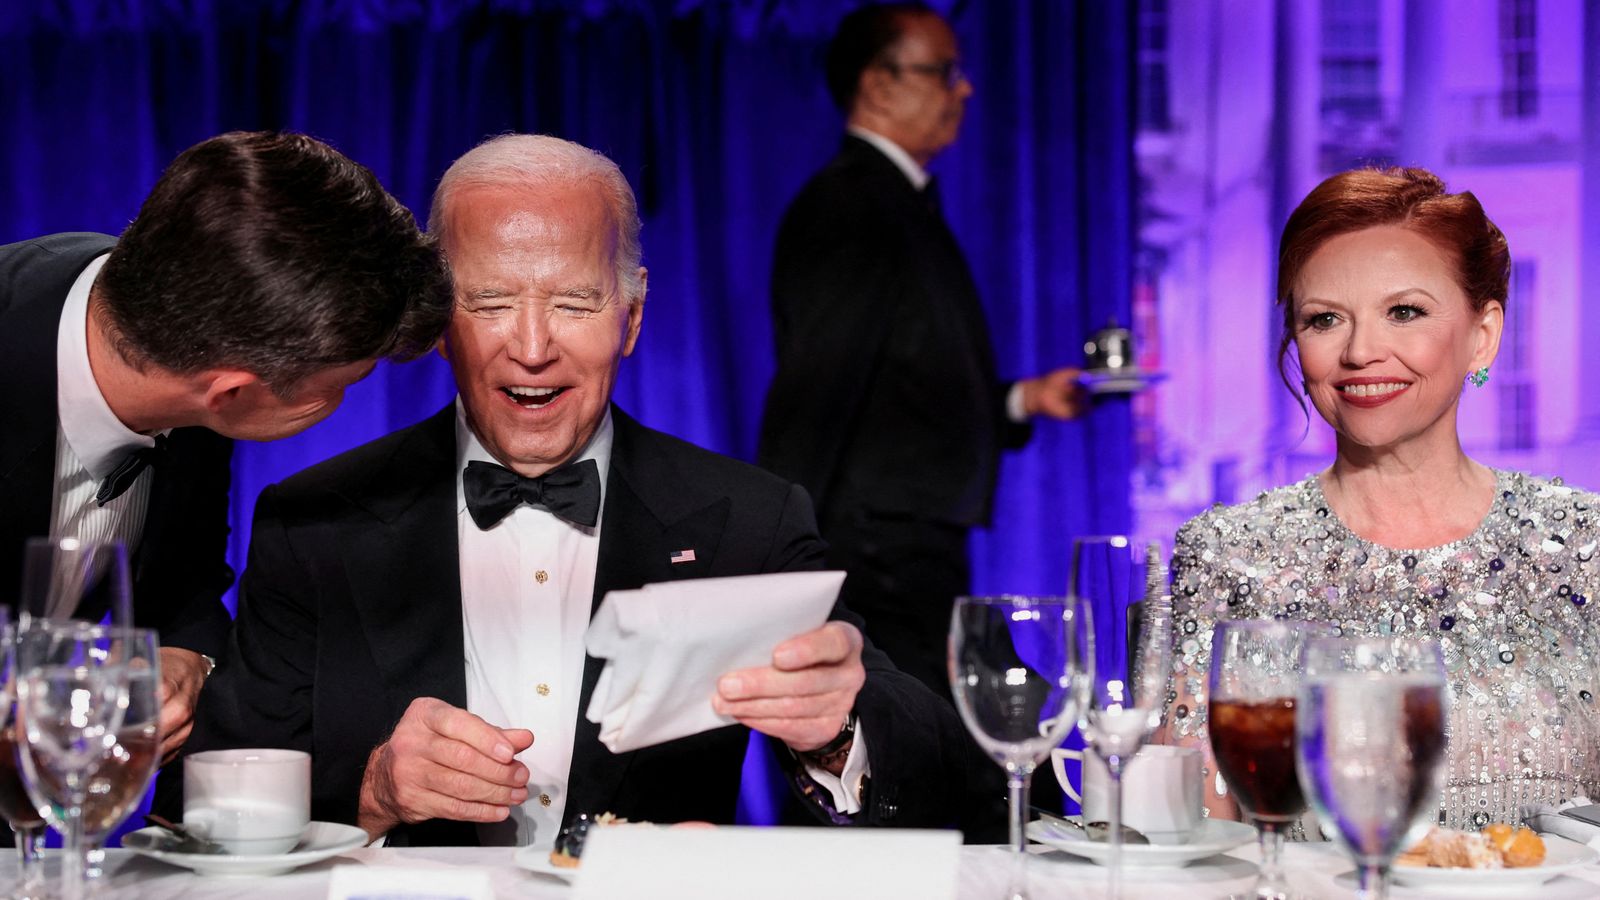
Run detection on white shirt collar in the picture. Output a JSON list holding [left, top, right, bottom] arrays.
[[847, 125, 931, 190], [56, 254, 158, 482], [453, 400, 614, 517]]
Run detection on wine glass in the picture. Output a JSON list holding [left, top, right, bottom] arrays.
[[1208, 620, 1325, 900], [1070, 536, 1173, 899], [950, 595, 1088, 900], [19, 538, 132, 630], [77, 629, 159, 884], [12, 621, 145, 900], [0, 612, 49, 900], [1296, 636, 1448, 900]]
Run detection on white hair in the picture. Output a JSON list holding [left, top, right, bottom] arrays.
[[429, 134, 645, 302]]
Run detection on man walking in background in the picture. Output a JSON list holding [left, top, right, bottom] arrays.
[[760, 3, 1083, 701]]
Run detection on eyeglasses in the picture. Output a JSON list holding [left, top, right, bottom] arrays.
[[880, 58, 967, 90]]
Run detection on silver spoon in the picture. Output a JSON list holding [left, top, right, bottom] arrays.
[[1032, 807, 1150, 845], [143, 814, 229, 855]]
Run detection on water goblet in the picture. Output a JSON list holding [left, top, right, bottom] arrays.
[[76, 629, 159, 884], [1208, 620, 1326, 900], [1296, 636, 1448, 900], [13, 621, 139, 900], [950, 595, 1088, 900], [1070, 536, 1173, 899]]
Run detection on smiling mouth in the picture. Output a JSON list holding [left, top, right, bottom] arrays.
[[502, 386, 567, 409], [1338, 382, 1410, 398]]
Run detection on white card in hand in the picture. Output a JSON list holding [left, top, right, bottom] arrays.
[[584, 570, 846, 753]]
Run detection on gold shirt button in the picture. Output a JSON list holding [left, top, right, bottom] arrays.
[[539, 793, 552, 807], [536, 683, 550, 697], [535, 570, 549, 584]]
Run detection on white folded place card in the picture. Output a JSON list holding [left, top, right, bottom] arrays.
[[585, 570, 846, 753], [326, 866, 493, 900], [573, 826, 960, 900]]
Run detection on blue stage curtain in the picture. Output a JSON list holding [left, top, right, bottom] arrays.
[[2, 0, 1134, 826]]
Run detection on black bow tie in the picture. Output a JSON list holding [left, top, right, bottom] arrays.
[[95, 434, 169, 507], [463, 459, 601, 530]]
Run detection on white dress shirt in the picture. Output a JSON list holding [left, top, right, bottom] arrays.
[[847, 126, 1029, 425], [456, 403, 610, 848], [453, 404, 870, 844], [47, 254, 160, 598]]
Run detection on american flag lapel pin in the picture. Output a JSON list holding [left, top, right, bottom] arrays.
[[670, 548, 696, 564]]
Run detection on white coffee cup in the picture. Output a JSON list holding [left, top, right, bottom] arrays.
[[184, 748, 311, 855], [1051, 744, 1202, 837]]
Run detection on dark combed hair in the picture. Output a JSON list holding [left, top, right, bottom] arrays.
[[96, 131, 452, 393], [1274, 166, 1511, 397], [824, 2, 934, 112]]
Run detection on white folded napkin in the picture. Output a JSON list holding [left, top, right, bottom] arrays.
[[584, 570, 846, 753], [1520, 795, 1600, 850]]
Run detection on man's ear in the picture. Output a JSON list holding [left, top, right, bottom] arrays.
[[196, 369, 264, 415], [621, 267, 647, 358], [855, 68, 895, 115]]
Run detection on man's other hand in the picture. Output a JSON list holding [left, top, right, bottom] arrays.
[[156, 646, 210, 763], [713, 621, 865, 752], [1019, 366, 1086, 420], [357, 697, 534, 840]]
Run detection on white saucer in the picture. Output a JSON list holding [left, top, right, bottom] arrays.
[[512, 844, 578, 882], [1077, 367, 1168, 395], [1389, 835, 1600, 893], [1027, 816, 1255, 867], [122, 821, 368, 877]]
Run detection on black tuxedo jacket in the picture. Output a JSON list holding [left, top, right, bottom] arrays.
[[181, 404, 996, 845], [758, 137, 1028, 530], [0, 233, 233, 654]]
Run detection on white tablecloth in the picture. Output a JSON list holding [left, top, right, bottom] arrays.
[[7, 840, 1600, 898]]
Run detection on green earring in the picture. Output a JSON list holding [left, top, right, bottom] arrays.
[[1468, 366, 1490, 388]]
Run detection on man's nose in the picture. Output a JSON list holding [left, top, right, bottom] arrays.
[[509, 306, 557, 365]]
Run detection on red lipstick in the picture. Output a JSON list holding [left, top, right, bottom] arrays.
[[1332, 377, 1411, 409]]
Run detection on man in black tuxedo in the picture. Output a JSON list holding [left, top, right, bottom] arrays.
[[187, 134, 998, 846], [0, 132, 449, 761], [759, 4, 1083, 702]]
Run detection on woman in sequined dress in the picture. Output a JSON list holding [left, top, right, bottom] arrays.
[[1164, 166, 1600, 831]]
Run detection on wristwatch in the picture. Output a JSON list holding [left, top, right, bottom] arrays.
[[798, 715, 856, 773]]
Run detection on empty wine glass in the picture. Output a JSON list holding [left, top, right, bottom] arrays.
[[13, 621, 142, 900], [1070, 537, 1173, 899], [1208, 620, 1326, 900], [19, 538, 132, 629], [950, 595, 1088, 900], [1296, 636, 1448, 900]]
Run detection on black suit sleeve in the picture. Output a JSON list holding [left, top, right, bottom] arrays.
[[133, 428, 234, 656], [769, 484, 1004, 841], [172, 483, 356, 821]]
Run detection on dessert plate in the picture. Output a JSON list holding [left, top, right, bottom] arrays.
[[122, 820, 367, 877], [1026, 816, 1254, 867], [1390, 835, 1599, 893]]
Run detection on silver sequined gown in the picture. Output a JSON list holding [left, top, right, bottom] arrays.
[[1168, 469, 1600, 830]]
